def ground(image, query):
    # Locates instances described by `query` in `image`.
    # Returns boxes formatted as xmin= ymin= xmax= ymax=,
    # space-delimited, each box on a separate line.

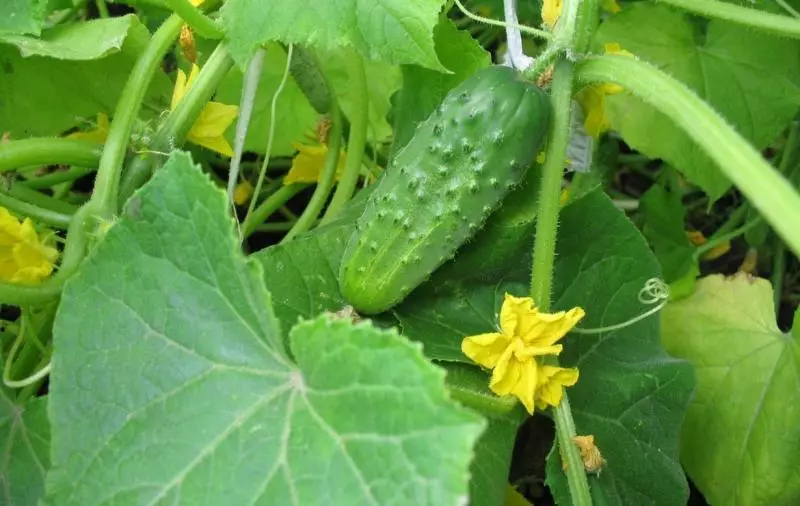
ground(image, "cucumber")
xmin=339 ymin=66 xmax=550 ymax=314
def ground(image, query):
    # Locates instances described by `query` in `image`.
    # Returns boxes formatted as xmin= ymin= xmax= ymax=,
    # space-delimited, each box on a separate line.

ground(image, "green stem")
xmin=530 ymin=59 xmax=593 ymax=506
xmin=321 ymin=57 xmax=368 ymax=224
xmin=256 ymin=221 xmax=296 ymax=232
xmin=694 ymin=217 xmax=762 ymax=261
xmin=21 ymin=166 xmax=94 ymax=190
xmin=118 ymin=42 xmax=234 ymax=206
xmin=656 ymin=0 xmax=800 ymax=39
xmin=242 ymin=183 xmax=309 ymax=238
xmin=164 ymin=0 xmax=223 ymax=39
xmin=282 ymin=103 xmax=344 ymax=243
xmin=95 ymin=0 xmax=109 ymax=18
xmin=0 ymin=193 xmax=72 ymax=229
xmin=228 ymin=48 xmax=265 ymax=205
xmin=772 ymin=237 xmax=786 ymax=310
xmin=6 ymin=184 xmax=78 ymax=215
xmin=0 ymin=138 xmax=102 ymax=173
xmin=452 ymin=0 xmax=553 ymax=40
xmin=575 ymin=55 xmax=800 ymax=257
xmin=92 ymin=14 xmax=185 ymax=219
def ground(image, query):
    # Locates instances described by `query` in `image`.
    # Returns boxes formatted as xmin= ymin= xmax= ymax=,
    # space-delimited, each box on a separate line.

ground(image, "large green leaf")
xmin=662 ymin=274 xmax=800 ymax=505
xmin=221 ymin=0 xmax=447 ymax=70
xmin=391 ymin=17 xmax=490 ymax=152
xmin=47 ymin=152 xmax=484 ymax=505
xmin=216 ymin=43 xmax=319 ymax=157
xmin=0 ymin=15 xmax=170 ymax=138
xmin=0 ymin=0 xmax=46 ymax=36
xmin=594 ymin=3 xmax=800 ymax=200
xmin=0 ymin=393 xmax=49 ymax=506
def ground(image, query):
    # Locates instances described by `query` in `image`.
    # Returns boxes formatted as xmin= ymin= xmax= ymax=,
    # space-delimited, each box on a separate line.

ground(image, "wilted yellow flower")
xmin=0 ymin=208 xmax=58 ymax=284
xmin=462 ymin=294 xmax=584 ymax=414
xmin=171 ymin=64 xmax=238 ymax=157
xmin=284 ymin=142 xmax=347 ymax=185
xmin=687 ymin=230 xmax=731 ymax=260
xmin=577 ymin=42 xmax=634 ymax=138
xmin=68 ymin=113 xmax=110 ymax=144
xmin=572 ymin=435 xmax=607 ymax=474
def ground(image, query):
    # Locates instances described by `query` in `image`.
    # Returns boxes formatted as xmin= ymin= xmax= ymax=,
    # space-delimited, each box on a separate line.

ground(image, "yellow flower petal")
xmin=603 ymin=42 xmax=634 ymax=58
xmin=233 ymin=180 xmax=254 ymax=206
xmin=68 ymin=113 xmax=110 ymax=144
xmin=183 ymin=99 xmax=238 ymax=157
xmin=284 ymin=142 xmax=347 ymax=185
xmin=535 ymin=365 xmax=579 ymax=409
xmin=542 ymin=0 xmax=563 ymax=29
xmin=171 ymin=64 xmax=200 ymax=111
xmin=462 ymin=332 xmax=512 ymax=369
xmin=0 ymin=208 xmax=57 ymax=284
xmin=577 ymin=86 xmax=611 ymax=138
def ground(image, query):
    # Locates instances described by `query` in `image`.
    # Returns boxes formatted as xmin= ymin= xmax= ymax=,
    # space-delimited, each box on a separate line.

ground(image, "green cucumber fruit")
xmin=339 ymin=65 xmax=550 ymax=314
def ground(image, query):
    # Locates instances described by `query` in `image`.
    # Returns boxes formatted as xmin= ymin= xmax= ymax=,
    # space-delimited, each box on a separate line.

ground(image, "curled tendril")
xmin=571 ymin=277 xmax=670 ymax=335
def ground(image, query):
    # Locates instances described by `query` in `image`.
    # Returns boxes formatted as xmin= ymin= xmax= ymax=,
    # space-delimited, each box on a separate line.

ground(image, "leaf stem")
xmin=0 ymin=138 xmax=102 ymax=173
xmin=95 ymin=0 xmax=109 ymax=18
xmin=530 ymin=58 xmax=593 ymax=506
xmin=242 ymin=183 xmax=309 ymax=238
xmin=575 ymin=55 xmax=800 ymax=257
xmin=92 ymin=14 xmax=185 ymax=218
xmin=6 ymin=184 xmax=78 ymax=215
xmin=282 ymin=103 xmax=344 ymax=243
xmin=694 ymin=217 xmax=762 ymax=261
xmin=21 ymin=166 xmax=94 ymax=190
xmin=321 ymin=57 xmax=368 ymax=224
xmin=0 ymin=193 xmax=72 ymax=229
xmin=164 ymin=0 xmax=223 ymax=39
xmin=656 ymin=0 xmax=800 ymax=39
xmin=228 ymin=48 xmax=265 ymax=206
xmin=245 ymin=45 xmax=294 ymax=228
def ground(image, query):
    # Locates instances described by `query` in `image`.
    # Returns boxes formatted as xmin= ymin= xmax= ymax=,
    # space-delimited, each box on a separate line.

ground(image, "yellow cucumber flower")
xmin=68 ymin=113 xmax=110 ymax=144
xmin=578 ymin=42 xmax=634 ymax=138
xmin=0 ymin=208 xmax=58 ymax=284
xmin=171 ymin=64 xmax=238 ymax=157
xmin=535 ymin=364 xmax=580 ymax=410
xmin=233 ymin=180 xmax=254 ymax=206
xmin=284 ymin=142 xmax=347 ymax=185
xmin=544 ymin=0 xmax=621 ymax=30
xmin=686 ymin=230 xmax=731 ymax=260
xmin=462 ymin=294 xmax=584 ymax=414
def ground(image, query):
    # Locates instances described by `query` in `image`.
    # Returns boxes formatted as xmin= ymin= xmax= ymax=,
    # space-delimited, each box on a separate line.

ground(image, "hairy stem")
xmin=164 ymin=0 xmax=223 ymax=39
xmin=530 ymin=58 xmax=593 ymax=506
xmin=321 ymin=57 xmax=368 ymax=224
xmin=576 ymin=55 xmax=800 ymax=257
xmin=0 ymin=138 xmax=102 ymax=173
xmin=0 ymin=193 xmax=72 ymax=229
xmin=22 ymin=166 xmax=94 ymax=190
xmin=657 ymin=0 xmax=800 ymax=39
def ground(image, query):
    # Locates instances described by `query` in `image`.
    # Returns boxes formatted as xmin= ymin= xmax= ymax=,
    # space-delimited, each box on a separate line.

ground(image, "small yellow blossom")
xmin=577 ymin=42 xmax=634 ymax=138
xmin=171 ymin=64 xmax=238 ymax=157
xmin=543 ymin=0 xmax=620 ymax=30
xmin=542 ymin=0 xmax=563 ymax=29
xmin=686 ymin=230 xmax=731 ymax=260
xmin=68 ymin=113 xmax=110 ymax=144
xmin=462 ymin=294 xmax=584 ymax=414
xmin=233 ymin=180 xmax=254 ymax=206
xmin=0 ymin=208 xmax=58 ymax=284
xmin=284 ymin=142 xmax=347 ymax=185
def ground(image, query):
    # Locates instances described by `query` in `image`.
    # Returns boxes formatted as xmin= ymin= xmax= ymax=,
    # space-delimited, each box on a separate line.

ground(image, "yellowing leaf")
xmin=0 ymin=207 xmax=58 ymax=284
xmin=284 ymin=142 xmax=346 ymax=185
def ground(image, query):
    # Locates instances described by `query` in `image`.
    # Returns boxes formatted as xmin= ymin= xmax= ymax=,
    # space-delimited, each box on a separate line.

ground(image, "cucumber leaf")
xmin=221 ymin=0 xmax=447 ymax=71
xmin=47 ymin=152 xmax=484 ymax=505
xmin=0 ymin=0 xmax=46 ymax=36
xmin=0 ymin=393 xmax=49 ymax=506
xmin=594 ymin=3 xmax=800 ymax=200
xmin=662 ymin=274 xmax=800 ymax=505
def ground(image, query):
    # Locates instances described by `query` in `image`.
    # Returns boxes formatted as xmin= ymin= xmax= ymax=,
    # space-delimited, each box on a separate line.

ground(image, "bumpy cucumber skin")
xmin=339 ymin=66 xmax=550 ymax=314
